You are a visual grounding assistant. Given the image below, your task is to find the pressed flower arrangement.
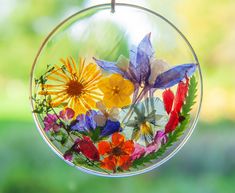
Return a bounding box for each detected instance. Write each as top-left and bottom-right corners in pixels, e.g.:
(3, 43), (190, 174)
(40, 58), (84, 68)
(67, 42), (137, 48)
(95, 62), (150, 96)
(30, 4), (202, 177)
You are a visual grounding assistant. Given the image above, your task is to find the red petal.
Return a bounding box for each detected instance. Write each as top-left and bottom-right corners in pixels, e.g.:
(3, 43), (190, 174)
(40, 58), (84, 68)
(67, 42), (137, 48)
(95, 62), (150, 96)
(165, 111), (179, 133)
(117, 155), (132, 170)
(112, 133), (125, 147)
(100, 156), (117, 172)
(173, 79), (189, 113)
(98, 141), (112, 155)
(162, 89), (175, 114)
(78, 138), (100, 161)
(122, 140), (134, 155)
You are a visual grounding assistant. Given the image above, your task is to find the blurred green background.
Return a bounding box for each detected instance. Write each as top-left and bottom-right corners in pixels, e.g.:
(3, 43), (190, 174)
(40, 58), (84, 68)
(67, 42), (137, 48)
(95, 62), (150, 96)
(0, 0), (234, 192)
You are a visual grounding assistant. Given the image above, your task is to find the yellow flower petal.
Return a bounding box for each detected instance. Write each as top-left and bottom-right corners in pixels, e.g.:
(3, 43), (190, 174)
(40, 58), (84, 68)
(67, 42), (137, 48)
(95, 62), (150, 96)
(118, 94), (131, 107)
(98, 73), (134, 108)
(108, 74), (124, 87)
(120, 79), (134, 95)
(98, 77), (112, 94)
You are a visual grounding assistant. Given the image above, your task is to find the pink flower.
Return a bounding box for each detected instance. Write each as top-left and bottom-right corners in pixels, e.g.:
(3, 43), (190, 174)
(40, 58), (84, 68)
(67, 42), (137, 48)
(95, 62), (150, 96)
(43, 114), (60, 132)
(131, 143), (146, 160)
(145, 143), (159, 155)
(63, 151), (73, 161)
(131, 142), (160, 161)
(144, 130), (168, 155)
(131, 130), (168, 161)
(154, 130), (168, 145)
(59, 108), (75, 121)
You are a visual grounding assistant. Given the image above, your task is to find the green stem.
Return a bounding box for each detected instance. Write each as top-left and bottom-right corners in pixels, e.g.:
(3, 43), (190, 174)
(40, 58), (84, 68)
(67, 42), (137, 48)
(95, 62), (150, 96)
(121, 87), (149, 124)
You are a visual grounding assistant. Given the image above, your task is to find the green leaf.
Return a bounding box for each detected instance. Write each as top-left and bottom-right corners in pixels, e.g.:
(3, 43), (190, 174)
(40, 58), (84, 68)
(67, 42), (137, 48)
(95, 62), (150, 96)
(131, 76), (198, 169)
(90, 127), (102, 143)
(182, 76), (198, 116)
(61, 134), (68, 146)
(73, 156), (90, 166)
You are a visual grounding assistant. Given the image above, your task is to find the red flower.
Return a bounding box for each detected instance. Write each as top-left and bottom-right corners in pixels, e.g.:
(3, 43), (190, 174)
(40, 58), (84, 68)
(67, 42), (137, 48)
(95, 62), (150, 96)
(165, 111), (179, 133)
(98, 133), (134, 172)
(173, 78), (189, 113)
(74, 136), (100, 161)
(162, 89), (174, 114)
(162, 78), (189, 133)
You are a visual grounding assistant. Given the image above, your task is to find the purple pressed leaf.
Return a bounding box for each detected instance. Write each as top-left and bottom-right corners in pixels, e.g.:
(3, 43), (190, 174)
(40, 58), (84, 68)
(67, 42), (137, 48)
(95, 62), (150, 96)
(153, 63), (197, 89)
(93, 57), (124, 75)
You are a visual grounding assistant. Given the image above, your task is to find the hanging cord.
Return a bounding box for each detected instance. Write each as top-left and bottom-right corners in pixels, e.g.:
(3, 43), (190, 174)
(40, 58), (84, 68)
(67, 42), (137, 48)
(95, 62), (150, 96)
(111, 0), (116, 13)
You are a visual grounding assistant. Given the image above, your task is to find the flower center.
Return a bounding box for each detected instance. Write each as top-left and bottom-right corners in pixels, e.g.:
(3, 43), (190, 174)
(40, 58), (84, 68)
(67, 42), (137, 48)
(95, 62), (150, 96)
(140, 122), (151, 135)
(103, 111), (109, 118)
(112, 86), (120, 95)
(66, 80), (84, 96)
(112, 147), (123, 156)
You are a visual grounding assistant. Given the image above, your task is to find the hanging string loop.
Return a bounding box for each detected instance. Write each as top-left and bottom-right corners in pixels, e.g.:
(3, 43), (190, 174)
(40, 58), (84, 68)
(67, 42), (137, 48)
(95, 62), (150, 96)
(111, 0), (116, 13)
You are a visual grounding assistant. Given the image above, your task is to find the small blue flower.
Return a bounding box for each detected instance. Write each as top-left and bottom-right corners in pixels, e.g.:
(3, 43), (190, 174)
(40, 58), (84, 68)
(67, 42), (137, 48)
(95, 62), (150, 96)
(70, 110), (97, 132)
(85, 110), (97, 130)
(70, 110), (122, 138)
(100, 120), (122, 137)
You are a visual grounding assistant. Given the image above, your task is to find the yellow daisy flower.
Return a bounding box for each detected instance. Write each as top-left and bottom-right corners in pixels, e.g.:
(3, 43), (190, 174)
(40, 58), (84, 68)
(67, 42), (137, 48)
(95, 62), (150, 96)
(98, 74), (134, 108)
(39, 57), (102, 115)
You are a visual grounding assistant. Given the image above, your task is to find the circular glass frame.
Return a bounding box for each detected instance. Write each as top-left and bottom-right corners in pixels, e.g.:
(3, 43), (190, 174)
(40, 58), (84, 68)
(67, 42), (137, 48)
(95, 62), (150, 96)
(30, 3), (203, 177)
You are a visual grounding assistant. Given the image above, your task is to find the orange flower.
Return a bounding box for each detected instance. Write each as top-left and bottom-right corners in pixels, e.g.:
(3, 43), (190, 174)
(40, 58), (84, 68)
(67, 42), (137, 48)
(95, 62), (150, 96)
(98, 133), (134, 172)
(39, 57), (102, 115)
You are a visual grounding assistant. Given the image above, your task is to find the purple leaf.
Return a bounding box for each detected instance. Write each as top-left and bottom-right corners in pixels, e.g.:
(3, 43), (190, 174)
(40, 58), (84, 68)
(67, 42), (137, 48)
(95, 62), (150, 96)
(93, 57), (124, 75)
(153, 63), (197, 89)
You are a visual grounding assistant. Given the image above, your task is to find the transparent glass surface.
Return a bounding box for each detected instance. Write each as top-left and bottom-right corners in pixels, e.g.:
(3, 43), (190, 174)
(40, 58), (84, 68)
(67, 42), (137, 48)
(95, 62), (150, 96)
(30, 3), (202, 177)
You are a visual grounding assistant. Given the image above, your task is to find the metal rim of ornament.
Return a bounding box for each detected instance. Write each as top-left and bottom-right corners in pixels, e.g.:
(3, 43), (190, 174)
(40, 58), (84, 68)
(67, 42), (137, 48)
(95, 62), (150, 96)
(29, 3), (203, 178)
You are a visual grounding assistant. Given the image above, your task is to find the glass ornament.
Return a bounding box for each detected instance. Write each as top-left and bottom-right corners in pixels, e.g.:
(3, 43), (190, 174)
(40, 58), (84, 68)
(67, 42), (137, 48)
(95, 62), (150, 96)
(30, 2), (203, 177)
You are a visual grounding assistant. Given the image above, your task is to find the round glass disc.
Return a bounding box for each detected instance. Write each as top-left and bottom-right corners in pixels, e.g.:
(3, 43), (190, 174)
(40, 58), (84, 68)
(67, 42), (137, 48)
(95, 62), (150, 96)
(30, 3), (202, 177)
